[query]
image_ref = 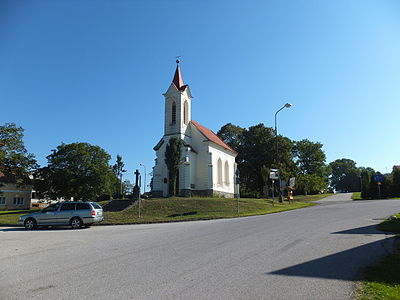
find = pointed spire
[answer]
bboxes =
[172,59,184,90]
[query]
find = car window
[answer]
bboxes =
[91,203,102,209]
[60,203,76,211]
[76,203,90,210]
[42,204,60,212]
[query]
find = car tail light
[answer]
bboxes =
[91,210,96,216]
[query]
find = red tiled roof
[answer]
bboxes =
[191,120,237,154]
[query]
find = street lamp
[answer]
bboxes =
[140,164,147,194]
[274,103,292,137]
[274,103,292,202]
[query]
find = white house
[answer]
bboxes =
[152,62,238,198]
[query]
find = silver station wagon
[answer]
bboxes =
[19,201,103,229]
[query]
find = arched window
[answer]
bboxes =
[183,100,188,125]
[217,158,223,186]
[224,161,229,186]
[171,102,176,125]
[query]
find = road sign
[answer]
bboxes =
[373,174,384,183]
[270,169,279,180]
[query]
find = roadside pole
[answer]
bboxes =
[138,175,141,218]
[377,182,382,199]
[235,169,240,214]
[271,179,275,206]
[237,192,240,214]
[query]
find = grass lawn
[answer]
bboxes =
[0,209,40,225]
[0,194,331,226]
[352,192,400,201]
[101,195,328,225]
[358,214,400,299]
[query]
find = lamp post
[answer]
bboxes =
[274,103,292,202]
[140,163,147,194]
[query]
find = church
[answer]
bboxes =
[152,61,238,198]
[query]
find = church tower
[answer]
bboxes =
[163,60,193,138]
[152,60,238,198]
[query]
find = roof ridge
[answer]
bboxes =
[190,120,237,154]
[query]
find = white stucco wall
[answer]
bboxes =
[208,145,236,195]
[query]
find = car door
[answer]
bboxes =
[75,202,91,222]
[36,204,61,225]
[58,203,76,224]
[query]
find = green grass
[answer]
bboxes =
[0,194,332,226]
[352,192,400,201]
[358,214,400,299]
[359,249,400,300]
[0,209,40,224]
[377,214,400,233]
[101,197,319,225]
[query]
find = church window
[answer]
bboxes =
[183,100,188,125]
[172,102,177,125]
[217,158,223,186]
[224,161,230,186]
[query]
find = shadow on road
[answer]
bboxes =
[1,226,89,232]
[268,238,394,280]
[331,224,386,235]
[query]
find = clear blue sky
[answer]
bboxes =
[1,0,400,186]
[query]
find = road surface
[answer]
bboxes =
[1,194,398,299]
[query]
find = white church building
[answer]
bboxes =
[152,62,238,198]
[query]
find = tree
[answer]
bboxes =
[329,158,361,192]
[260,165,270,197]
[164,137,182,196]
[35,142,116,201]
[0,123,37,183]
[122,179,134,196]
[359,167,375,199]
[112,154,126,198]
[217,123,245,152]
[295,174,328,195]
[293,139,326,176]
[392,167,400,197]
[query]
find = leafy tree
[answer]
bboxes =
[112,154,126,198]
[359,167,375,199]
[35,142,116,201]
[293,139,326,176]
[392,167,400,197]
[296,174,328,195]
[260,165,270,197]
[217,123,245,152]
[329,158,361,192]
[122,179,134,196]
[164,137,182,196]
[0,123,37,183]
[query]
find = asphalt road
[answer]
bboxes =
[1,194,399,300]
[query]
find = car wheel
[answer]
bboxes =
[24,218,37,230]
[70,217,83,229]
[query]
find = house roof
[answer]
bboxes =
[190,120,237,154]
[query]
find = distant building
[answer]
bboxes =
[152,62,238,198]
[0,174,33,210]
